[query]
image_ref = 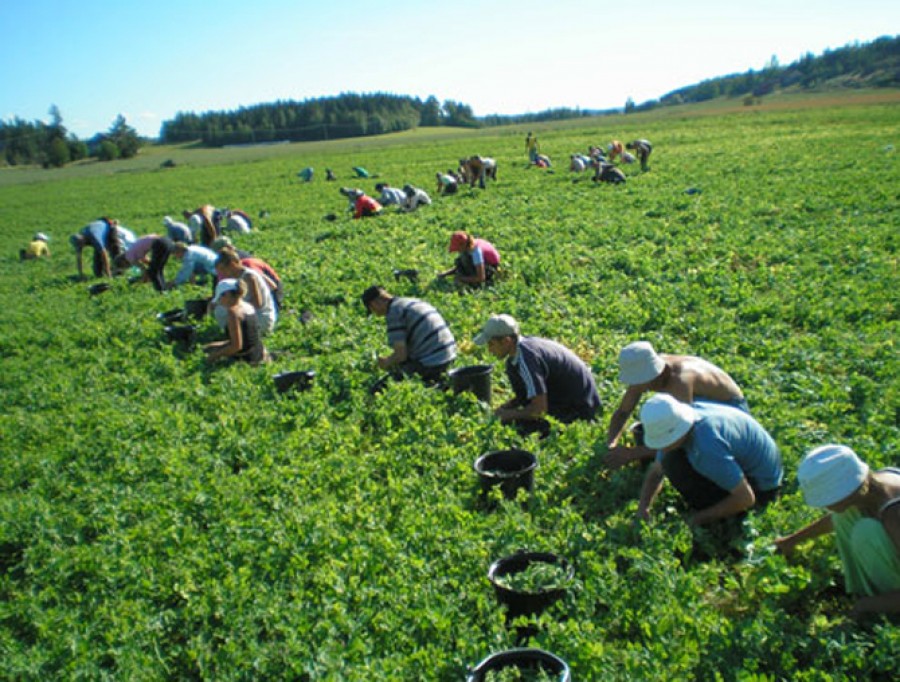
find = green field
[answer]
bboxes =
[1,93,898,680]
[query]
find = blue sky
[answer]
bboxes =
[1,0,896,139]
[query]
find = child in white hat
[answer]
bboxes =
[775,445,900,618]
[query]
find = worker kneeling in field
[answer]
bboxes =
[361,285,457,385]
[203,278,270,365]
[474,314,601,439]
[605,341,747,470]
[775,445,900,619]
[340,187,383,219]
[21,232,51,260]
[437,230,500,287]
[636,394,782,559]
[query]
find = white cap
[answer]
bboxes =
[798,444,869,507]
[618,341,666,385]
[33,232,49,242]
[639,394,698,449]
[473,314,520,345]
[212,278,240,303]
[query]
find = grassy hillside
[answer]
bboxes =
[0,95,898,680]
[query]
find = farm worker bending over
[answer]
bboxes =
[474,314,601,439]
[361,285,457,383]
[606,140,624,162]
[298,167,314,182]
[636,394,782,555]
[352,166,370,178]
[223,209,252,234]
[626,139,653,171]
[167,242,218,290]
[183,205,222,247]
[375,183,407,208]
[605,341,747,470]
[214,247,277,336]
[402,184,431,212]
[70,218,135,279]
[163,216,192,244]
[340,187,383,219]
[460,156,498,189]
[203,278,269,365]
[436,172,459,195]
[593,162,626,184]
[437,230,500,287]
[21,232,50,260]
[113,234,173,292]
[775,445,900,619]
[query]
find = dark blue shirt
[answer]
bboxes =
[506,336,601,422]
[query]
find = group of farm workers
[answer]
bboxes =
[360,279,899,617]
[60,212,284,365]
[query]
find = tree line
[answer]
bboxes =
[631,34,900,112]
[159,94,478,147]
[0,108,142,168]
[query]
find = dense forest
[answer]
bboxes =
[158,94,477,146]
[0,110,142,167]
[633,34,900,111]
[2,35,897,163]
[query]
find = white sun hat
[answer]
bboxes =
[639,394,698,449]
[797,444,869,508]
[618,341,666,385]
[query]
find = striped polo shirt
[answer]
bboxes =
[385,297,457,368]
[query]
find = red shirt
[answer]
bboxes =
[354,195,382,219]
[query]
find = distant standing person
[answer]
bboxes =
[626,139,653,171]
[438,230,500,287]
[361,285,457,383]
[21,232,50,260]
[775,445,900,619]
[605,341,747,469]
[474,314,601,438]
[525,132,540,164]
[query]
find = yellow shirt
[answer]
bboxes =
[26,240,49,257]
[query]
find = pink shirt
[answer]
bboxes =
[474,238,500,267]
[124,234,160,264]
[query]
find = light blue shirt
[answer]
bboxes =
[174,245,218,285]
[656,401,783,492]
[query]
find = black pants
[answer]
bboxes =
[662,447,780,557]
[455,255,497,285]
[148,238,173,292]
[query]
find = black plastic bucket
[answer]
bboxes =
[164,324,196,350]
[488,551,574,618]
[473,449,537,500]
[184,298,210,319]
[158,308,187,324]
[449,364,493,403]
[88,282,111,296]
[467,648,570,682]
[274,370,315,394]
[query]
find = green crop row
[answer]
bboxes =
[0,99,897,680]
